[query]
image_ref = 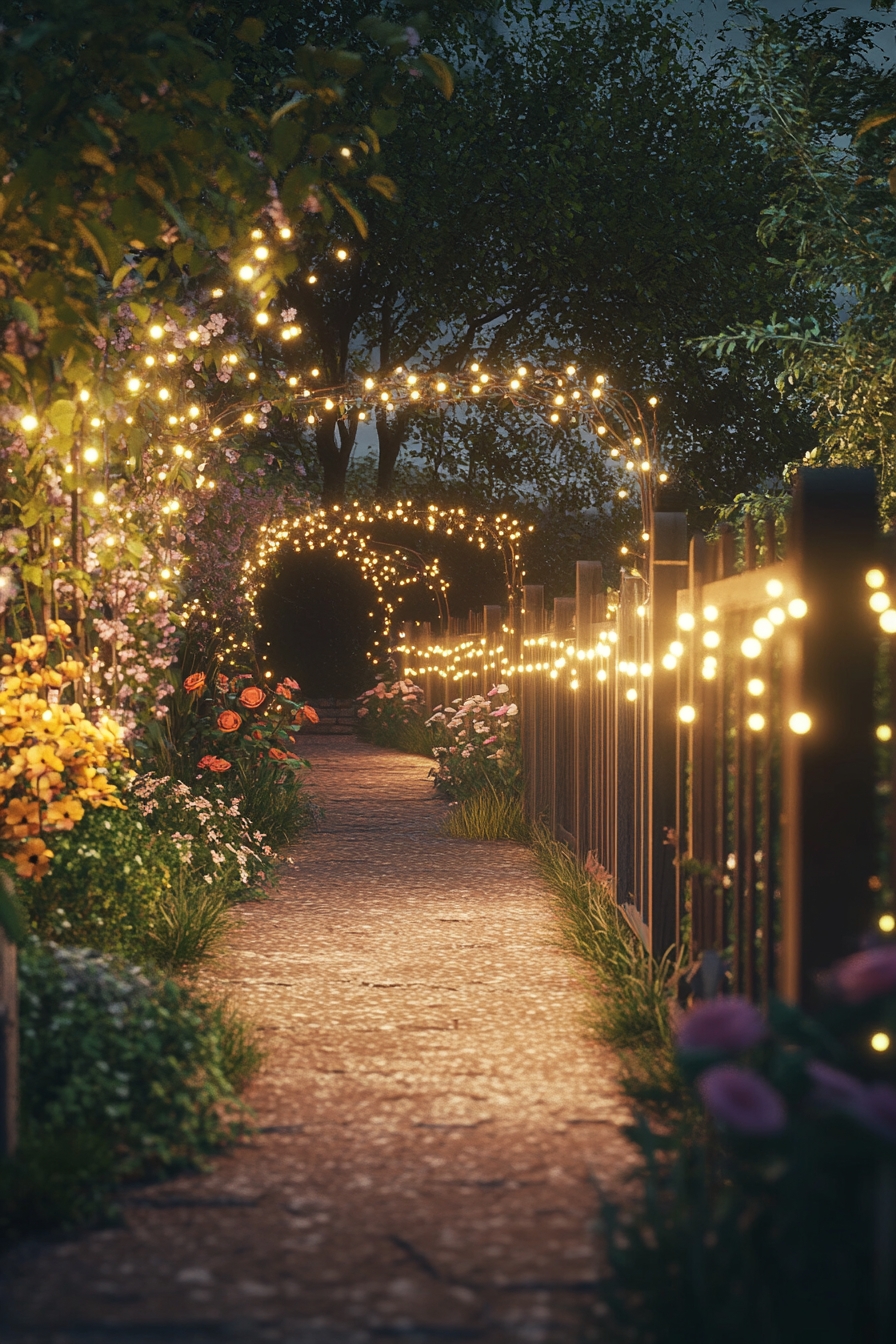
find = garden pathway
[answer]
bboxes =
[1,738,633,1344]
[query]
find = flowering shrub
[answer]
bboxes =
[356,668,431,754]
[129,772,274,896]
[426,685,521,800]
[0,625,129,881]
[604,944,896,1343]
[16,941,257,1198]
[162,669,315,845]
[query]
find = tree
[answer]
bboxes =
[252,0,823,519]
[697,4,896,505]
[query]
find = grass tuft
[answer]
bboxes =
[442,791,531,842]
[529,825,685,1108]
[147,870,232,971]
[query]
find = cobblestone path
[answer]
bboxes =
[1,739,632,1344]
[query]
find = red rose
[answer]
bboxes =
[302,704,319,724]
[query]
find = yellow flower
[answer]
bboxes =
[5,836,54,880]
[44,796,85,831]
[46,619,72,640]
[55,659,84,683]
[2,797,41,838]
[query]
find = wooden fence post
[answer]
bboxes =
[649,510,689,955]
[781,467,878,1004]
[0,925,17,1156]
[521,586,545,826]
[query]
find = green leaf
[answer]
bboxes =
[236,17,265,46]
[112,262,135,290]
[48,400,77,435]
[11,297,40,333]
[371,107,398,136]
[80,144,116,174]
[327,183,367,238]
[366,174,399,202]
[74,219,111,277]
[21,560,44,583]
[418,53,454,100]
[125,538,145,561]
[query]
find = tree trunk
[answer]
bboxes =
[375,409,410,497]
[315,410,360,503]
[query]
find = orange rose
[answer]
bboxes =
[217,710,242,733]
[209,757,232,772]
[275,683,292,699]
[197,755,216,769]
[184,672,206,694]
[239,686,265,709]
[269,747,287,760]
[302,704,319,724]
[217,674,230,691]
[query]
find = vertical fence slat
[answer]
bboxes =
[780,468,878,1003]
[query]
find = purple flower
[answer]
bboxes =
[676,997,766,1054]
[806,1060,867,1108]
[698,1065,787,1136]
[808,1062,896,1143]
[829,947,896,1004]
[404,25,420,47]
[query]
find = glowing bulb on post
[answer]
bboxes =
[239,265,254,281]
[20,414,38,432]
[870,591,891,613]
[788,598,808,619]
[789,712,812,735]
[677,612,695,631]
[747,713,765,732]
[679,704,696,724]
[866,569,886,589]
[83,447,99,464]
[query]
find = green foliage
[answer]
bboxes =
[280,0,817,511]
[0,941,260,1241]
[19,773,274,968]
[531,828,679,1062]
[441,792,530,842]
[601,973,896,1344]
[698,5,896,506]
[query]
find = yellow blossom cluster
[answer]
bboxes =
[0,622,128,881]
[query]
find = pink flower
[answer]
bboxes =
[676,997,766,1054]
[698,1065,787,1136]
[283,677,300,690]
[491,704,508,717]
[829,947,896,1003]
[483,735,497,745]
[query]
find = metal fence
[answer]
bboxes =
[395,467,887,1006]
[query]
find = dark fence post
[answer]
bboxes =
[0,925,17,1156]
[521,586,545,827]
[649,511,689,955]
[781,468,878,1004]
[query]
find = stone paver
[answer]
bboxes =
[0,739,632,1344]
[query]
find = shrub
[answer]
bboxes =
[0,623,129,883]
[356,669,433,755]
[159,669,316,843]
[0,940,261,1241]
[129,772,274,896]
[601,949,896,1344]
[426,685,521,800]
[20,769,278,968]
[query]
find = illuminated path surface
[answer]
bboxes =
[2,738,633,1344]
